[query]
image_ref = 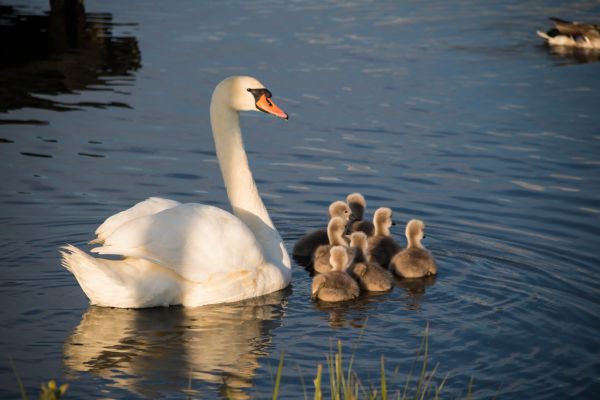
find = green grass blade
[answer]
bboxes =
[8,356,28,400]
[381,355,387,400]
[272,352,285,400]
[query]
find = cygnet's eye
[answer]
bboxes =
[344,210,349,214]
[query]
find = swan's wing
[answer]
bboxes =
[93,197,181,244]
[91,203,265,283]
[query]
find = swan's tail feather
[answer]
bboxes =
[60,245,181,308]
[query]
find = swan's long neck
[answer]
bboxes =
[211,106,273,228]
[210,102,290,271]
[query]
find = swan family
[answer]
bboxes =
[300,192,437,303]
[61,76,437,307]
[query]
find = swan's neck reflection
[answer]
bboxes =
[63,289,290,399]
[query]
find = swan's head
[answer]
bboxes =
[406,219,426,246]
[328,200,351,222]
[213,75,288,119]
[374,207,395,232]
[330,246,349,272]
[346,192,366,221]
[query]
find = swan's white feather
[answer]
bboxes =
[91,203,266,283]
[92,197,180,244]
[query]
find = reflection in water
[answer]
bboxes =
[63,290,289,399]
[543,45,600,65]
[395,275,437,311]
[0,0,140,115]
[313,291,393,329]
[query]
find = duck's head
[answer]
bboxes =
[213,76,288,119]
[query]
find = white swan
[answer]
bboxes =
[60,76,292,308]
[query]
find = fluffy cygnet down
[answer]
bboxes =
[292,200,351,258]
[312,246,360,302]
[346,192,375,236]
[390,219,437,278]
[312,216,351,273]
[367,207,402,268]
[349,232,393,292]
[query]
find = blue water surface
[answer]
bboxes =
[1,0,599,398]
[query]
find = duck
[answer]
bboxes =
[537,17,600,49]
[346,192,375,236]
[390,219,437,278]
[60,76,292,308]
[292,200,352,258]
[348,232,393,292]
[312,217,351,273]
[367,207,402,268]
[311,246,360,302]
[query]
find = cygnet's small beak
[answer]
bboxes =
[423,234,427,239]
[349,213,359,223]
[391,220,397,226]
[256,94,288,119]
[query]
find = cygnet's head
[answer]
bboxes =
[406,219,426,246]
[349,231,368,254]
[374,207,395,231]
[329,201,351,222]
[346,192,366,220]
[329,246,349,271]
[212,76,288,119]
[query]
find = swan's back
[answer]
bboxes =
[93,197,180,243]
[92,203,266,282]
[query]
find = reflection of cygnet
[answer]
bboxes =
[349,232,393,292]
[312,217,350,273]
[346,193,375,236]
[367,207,402,268]
[390,219,437,278]
[293,201,351,258]
[312,246,360,302]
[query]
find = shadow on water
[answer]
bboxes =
[0,0,141,118]
[63,289,290,399]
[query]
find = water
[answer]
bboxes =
[1,0,599,398]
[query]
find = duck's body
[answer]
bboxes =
[313,217,351,274]
[348,232,393,292]
[537,17,600,49]
[61,76,292,308]
[346,193,375,236]
[391,219,437,279]
[312,246,360,302]
[367,207,402,268]
[292,201,351,258]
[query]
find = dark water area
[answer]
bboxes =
[1,0,599,398]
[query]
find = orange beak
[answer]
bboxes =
[256,94,288,120]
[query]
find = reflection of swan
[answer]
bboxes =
[60,76,292,308]
[63,290,289,399]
